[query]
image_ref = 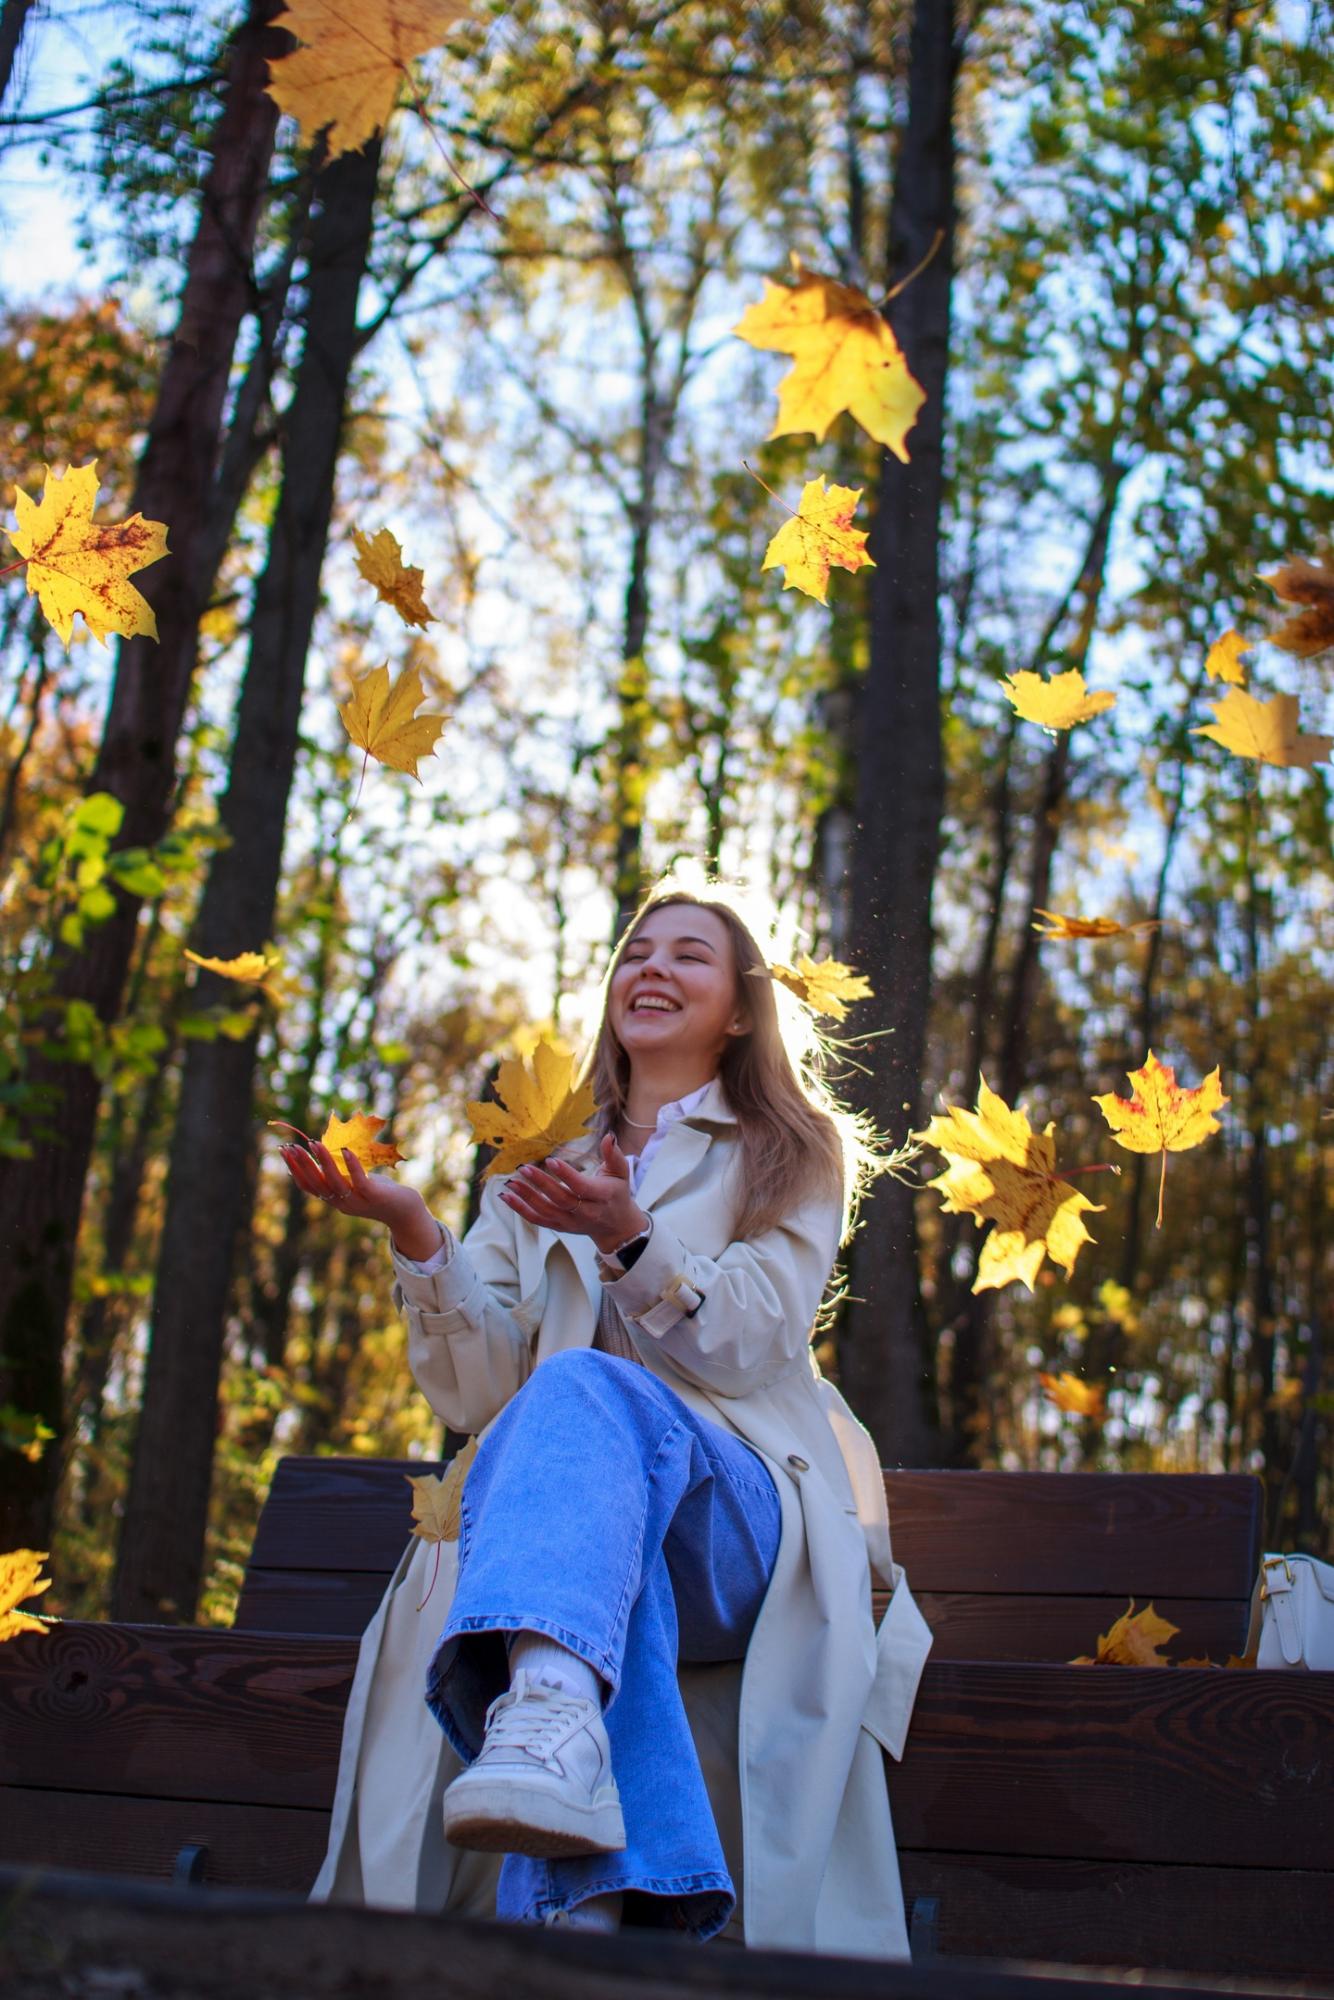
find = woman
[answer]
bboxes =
[282,876,931,1953]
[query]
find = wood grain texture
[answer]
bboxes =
[899,1852,1334,1982]
[235,1569,1251,1662]
[243,1460,1263,1601]
[0,1623,355,1807]
[890,1662,1334,1868]
[4,1871,1333,2000]
[0,1787,328,1892]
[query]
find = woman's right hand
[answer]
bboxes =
[278,1142,441,1258]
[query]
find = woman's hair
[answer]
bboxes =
[579,867,892,1244]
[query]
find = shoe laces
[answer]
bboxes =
[481,1670,595,1757]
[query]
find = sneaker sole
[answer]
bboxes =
[443,1779,627,1858]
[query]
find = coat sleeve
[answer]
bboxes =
[390,1176,541,1433]
[598,1183,842,1398]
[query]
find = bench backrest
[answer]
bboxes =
[235,1459,1263,1663]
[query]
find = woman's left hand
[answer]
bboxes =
[500,1132,648,1256]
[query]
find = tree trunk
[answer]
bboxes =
[840,0,960,1466]
[0,0,287,1551]
[0,0,36,110]
[111,141,382,1625]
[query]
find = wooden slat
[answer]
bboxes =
[234,1569,1251,1665]
[0,1787,329,1893]
[889,1661,1334,1871]
[0,1623,354,1808]
[899,1852,1334,1982]
[7,1628,1332,1877]
[244,1460,1263,1604]
[10,1872,1324,2000]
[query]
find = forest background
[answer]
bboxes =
[0,0,1331,1630]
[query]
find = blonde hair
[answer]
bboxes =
[578,868,889,1244]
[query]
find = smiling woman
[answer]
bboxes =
[284,869,930,1957]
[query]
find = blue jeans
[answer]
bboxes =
[425,1348,783,1939]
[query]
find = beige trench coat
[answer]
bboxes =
[310,1079,932,1957]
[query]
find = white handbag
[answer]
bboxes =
[1256,1552,1334,1670]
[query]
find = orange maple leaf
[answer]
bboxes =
[1092,1051,1227,1229]
[733,258,926,458]
[1192,686,1331,769]
[1261,554,1334,659]
[269,1109,405,1181]
[755,952,874,1022]
[915,1078,1104,1294]
[338,661,446,789]
[761,476,874,604]
[1039,1371,1106,1420]
[1070,1599,1180,1667]
[184,948,280,984]
[3,461,169,648]
[267,0,472,159]
[352,526,436,628]
[465,1037,597,1180]
[1204,629,1251,686]
[1000,667,1116,731]
[0,1548,56,1643]
[1032,909,1162,941]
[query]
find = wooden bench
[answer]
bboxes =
[2,1461,1331,1985]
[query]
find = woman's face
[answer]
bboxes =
[608,904,744,1066]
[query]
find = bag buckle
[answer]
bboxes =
[1260,1554,1295,1601]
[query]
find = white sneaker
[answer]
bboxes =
[441,1668,627,1858]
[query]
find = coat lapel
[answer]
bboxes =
[634,1076,736,1212]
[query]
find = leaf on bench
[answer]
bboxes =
[1070,1598,1179,1667]
[1,1549,56,1643]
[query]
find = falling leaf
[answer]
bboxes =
[1204,629,1251,686]
[267,0,472,159]
[1039,1371,1106,1420]
[185,948,280,984]
[339,661,445,782]
[352,526,436,629]
[1001,668,1117,732]
[269,1109,405,1180]
[915,1077,1104,1294]
[4,461,168,648]
[407,1436,479,1545]
[1192,687,1331,769]
[466,1036,597,1180]
[758,952,874,1022]
[1032,909,1162,941]
[761,476,874,604]
[1261,554,1334,658]
[0,1549,55,1643]
[1070,1599,1180,1667]
[733,257,926,458]
[1092,1051,1227,1229]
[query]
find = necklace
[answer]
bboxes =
[621,1113,658,1128]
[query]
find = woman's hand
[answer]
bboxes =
[500,1132,648,1256]
[278,1142,441,1260]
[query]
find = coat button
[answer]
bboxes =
[787,1454,809,1471]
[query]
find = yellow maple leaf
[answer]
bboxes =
[267,0,472,159]
[760,476,874,605]
[915,1077,1103,1294]
[339,661,445,782]
[733,258,926,458]
[1039,1371,1106,1420]
[352,526,436,629]
[1092,1051,1227,1230]
[466,1037,597,1181]
[269,1108,405,1180]
[4,461,169,648]
[1070,1599,1180,1667]
[1261,553,1334,659]
[1001,667,1117,731]
[759,952,874,1022]
[0,1548,55,1644]
[1204,629,1251,686]
[1192,686,1331,769]
[1032,909,1162,941]
[184,948,280,983]
[407,1436,479,1546]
